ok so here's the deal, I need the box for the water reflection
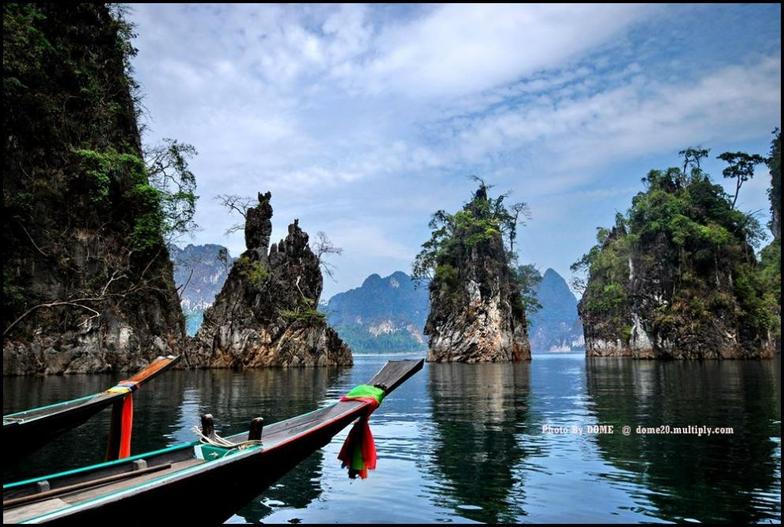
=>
[427,362,531,523]
[228,367,344,523]
[3,356,779,523]
[586,357,782,523]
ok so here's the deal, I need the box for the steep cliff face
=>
[423,186,531,363]
[170,244,234,313]
[760,130,781,352]
[577,223,640,358]
[188,192,352,368]
[2,4,184,374]
[576,161,776,359]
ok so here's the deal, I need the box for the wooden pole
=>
[248,417,264,441]
[201,414,215,440]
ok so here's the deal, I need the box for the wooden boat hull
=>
[3,359,424,524]
[4,402,114,459]
[42,407,358,524]
[55,408,356,525]
[3,356,179,459]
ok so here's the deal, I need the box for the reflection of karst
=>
[586,358,781,523]
[428,362,531,523]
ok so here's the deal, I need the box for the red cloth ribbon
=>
[337,396,380,479]
[119,393,133,458]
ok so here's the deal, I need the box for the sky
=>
[127,3,782,300]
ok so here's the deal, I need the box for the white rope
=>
[191,426,262,450]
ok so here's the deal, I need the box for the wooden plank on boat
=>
[368,359,424,395]
[3,463,173,508]
[125,356,180,385]
[3,498,70,524]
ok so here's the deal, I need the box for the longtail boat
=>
[3,356,180,458]
[3,359,424,524]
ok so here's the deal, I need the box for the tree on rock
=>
[413,181,533,363]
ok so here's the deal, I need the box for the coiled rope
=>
[191,426,262,451]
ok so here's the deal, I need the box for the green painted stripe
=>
[4,394,98,419]
[3,441,198,489]
[21,444,264,523]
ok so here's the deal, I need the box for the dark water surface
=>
[3,353,781,523]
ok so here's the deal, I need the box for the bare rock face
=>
[425,187,531,363]
[188,192,352,368]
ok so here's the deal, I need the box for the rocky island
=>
[573,140,781,359]
[414,182,533,362]
[187,192,353,368]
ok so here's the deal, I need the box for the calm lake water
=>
[3,353,781,524]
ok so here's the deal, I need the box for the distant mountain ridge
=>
[170,250,584,352]
[324,271,429,353]
[529,268,584,353]
[169,243,235,335]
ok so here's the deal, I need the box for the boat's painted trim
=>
[4,395,99,420]
[3,442,197,490]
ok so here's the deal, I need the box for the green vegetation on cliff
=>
[413,180,536,319]
[573,140,778,358]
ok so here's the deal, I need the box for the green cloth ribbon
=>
[342,384,385,405]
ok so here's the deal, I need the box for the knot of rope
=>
[191,425,262,451]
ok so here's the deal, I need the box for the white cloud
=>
[362,4,653,98]
[449,55,781,184]
[126,4,781,299]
